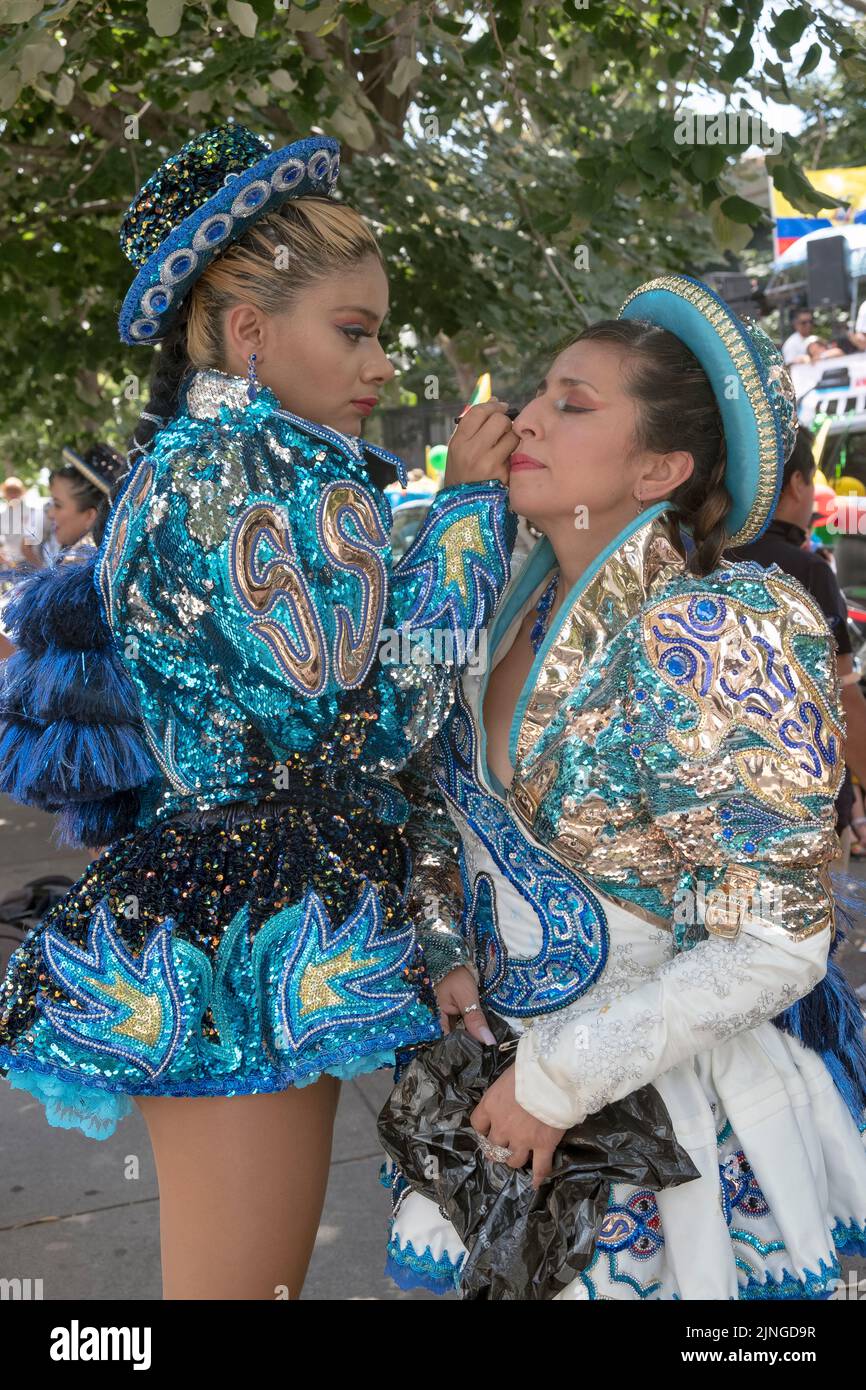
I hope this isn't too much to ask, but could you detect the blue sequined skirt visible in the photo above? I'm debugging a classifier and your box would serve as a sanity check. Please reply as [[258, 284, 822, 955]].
[[0, 799, 440, 1139]]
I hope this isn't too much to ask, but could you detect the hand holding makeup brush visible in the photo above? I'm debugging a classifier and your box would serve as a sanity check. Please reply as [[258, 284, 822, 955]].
[[444, 398, 519, 488]]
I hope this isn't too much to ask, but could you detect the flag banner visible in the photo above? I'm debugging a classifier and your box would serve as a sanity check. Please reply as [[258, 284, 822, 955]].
[[771, 166, 866, 259]]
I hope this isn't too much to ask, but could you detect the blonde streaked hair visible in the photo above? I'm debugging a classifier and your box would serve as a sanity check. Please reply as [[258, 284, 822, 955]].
[[186, 196, 385, 367], [127, 196, 384, 470]]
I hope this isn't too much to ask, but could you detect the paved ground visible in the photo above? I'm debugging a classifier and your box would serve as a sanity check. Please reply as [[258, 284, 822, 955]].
[[0, 794, 864, 1301]]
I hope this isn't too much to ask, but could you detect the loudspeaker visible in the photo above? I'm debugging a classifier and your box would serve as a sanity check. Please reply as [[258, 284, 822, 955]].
[[806, 235, 850, 308], [705, 272, 759, 317]]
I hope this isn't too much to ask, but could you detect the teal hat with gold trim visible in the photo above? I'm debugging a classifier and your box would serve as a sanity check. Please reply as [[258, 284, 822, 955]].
[[118, 123, 340, 347], [618, 274, 797, 546]]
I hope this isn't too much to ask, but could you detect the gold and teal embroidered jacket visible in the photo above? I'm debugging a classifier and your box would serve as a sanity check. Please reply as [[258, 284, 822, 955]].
[[90, 368, 516, 830], [416, 500, 844, 992]]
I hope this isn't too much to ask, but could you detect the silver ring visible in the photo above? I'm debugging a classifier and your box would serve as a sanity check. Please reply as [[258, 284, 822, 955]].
[[477, 1133, 513, 1164], [462, 1003, 480, 1015]]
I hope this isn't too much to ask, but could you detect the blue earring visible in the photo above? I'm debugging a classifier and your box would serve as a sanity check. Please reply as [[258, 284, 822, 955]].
[[246, 351, 258, 404]]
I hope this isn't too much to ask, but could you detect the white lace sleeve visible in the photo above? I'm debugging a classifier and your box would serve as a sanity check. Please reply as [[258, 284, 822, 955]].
[[514, 918, 830, 1128]]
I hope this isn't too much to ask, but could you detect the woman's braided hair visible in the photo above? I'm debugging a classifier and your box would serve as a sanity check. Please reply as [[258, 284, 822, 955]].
[[569, 319, 733, 576]]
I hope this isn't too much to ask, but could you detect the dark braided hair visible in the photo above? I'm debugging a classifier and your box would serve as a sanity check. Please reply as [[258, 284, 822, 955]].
[[569, 319, 733, 576], [126, 303, 194, 471]]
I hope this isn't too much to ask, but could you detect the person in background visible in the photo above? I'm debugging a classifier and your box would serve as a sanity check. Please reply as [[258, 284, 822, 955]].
[[0, 477, 42, 572], [0, 446, 125, 657], [727, 425, 866, 836], [36, 505, 62, 567], [852, 294, 866, 348], [849, 781, 866, 858], [48, 443, 126, 556], [804, 336, 844, 362], [832, 318, 866, 355], [782, 307, 816, 364], [0, 477, 46, 655]]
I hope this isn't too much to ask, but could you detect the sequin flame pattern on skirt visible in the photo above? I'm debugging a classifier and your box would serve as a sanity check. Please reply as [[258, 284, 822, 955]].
[[0, 803, 441, 1139]]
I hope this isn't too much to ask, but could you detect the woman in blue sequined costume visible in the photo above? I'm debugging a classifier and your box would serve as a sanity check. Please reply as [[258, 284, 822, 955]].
[[385, 275, 866, 1299], [0, 125, 516, 1298]]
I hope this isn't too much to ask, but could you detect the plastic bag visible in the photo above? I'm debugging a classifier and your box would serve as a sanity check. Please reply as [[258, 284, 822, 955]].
[[379, 1009, 700, 1300]]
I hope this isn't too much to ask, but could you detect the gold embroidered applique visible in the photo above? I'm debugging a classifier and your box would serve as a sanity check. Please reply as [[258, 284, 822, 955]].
[[641, 570, 843, 820]]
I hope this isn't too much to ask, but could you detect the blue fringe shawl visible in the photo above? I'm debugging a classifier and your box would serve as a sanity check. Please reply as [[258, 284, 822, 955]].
[[0, 553, 159, 847]]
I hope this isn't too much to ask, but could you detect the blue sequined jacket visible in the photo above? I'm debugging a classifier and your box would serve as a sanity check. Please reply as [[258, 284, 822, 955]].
[[0, 369, 515, 843]]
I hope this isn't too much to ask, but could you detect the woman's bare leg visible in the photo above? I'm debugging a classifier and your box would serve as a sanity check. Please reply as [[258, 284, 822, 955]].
[[135, 1077, 340, 1300]]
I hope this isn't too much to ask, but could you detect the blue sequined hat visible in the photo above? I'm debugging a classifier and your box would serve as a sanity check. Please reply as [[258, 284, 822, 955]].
[[618, 274, 798, 546], [118, 123, 340, 347]]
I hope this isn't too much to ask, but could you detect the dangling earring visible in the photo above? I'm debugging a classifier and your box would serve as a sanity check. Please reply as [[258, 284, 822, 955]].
[[246, 351, 259, 404], [634, 490, 645, 514]]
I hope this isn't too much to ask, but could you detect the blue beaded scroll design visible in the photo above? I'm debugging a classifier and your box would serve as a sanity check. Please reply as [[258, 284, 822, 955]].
[[251, 881, 429, 1059], [433, 687, 608, 1016], [720, 1149, 779, 1267], [464, 873, 507, 996], [227, 500, 330, 697], [385, 1229, 464, 1296], [395, 486, 515, 638], [578, 1188, 666, 1299], [597, 1189, 665, 1260], [640, 572, 841, 822], [529, 573, 559, 654], [718, 1148, 844, 1298], [227, 479, 390, 698], [99, 458, 155, 630], [36, 899, 208, 1080]]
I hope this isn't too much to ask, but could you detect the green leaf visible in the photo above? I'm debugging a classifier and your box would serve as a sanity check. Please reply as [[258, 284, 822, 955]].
[[766, 156, 847, 214], [3, 0, 44, 20], [709, 198, 754, 254], [387, 55, 422, 98], [768, 4, 811, 53], [492, 0, 522, 46], [328, 100, 376, 151], [226, 0, 257, 38], [628, 134, 671, 180], [720, 194, 763, 226], [798, 41, 822, 77], [146, 0, 183, 38], [463, 31, 497, 64], [718, 38, 754, 83], [690, 145, 728, 183], [432, 15, 466, 36], [17, 36, 64, 83]]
